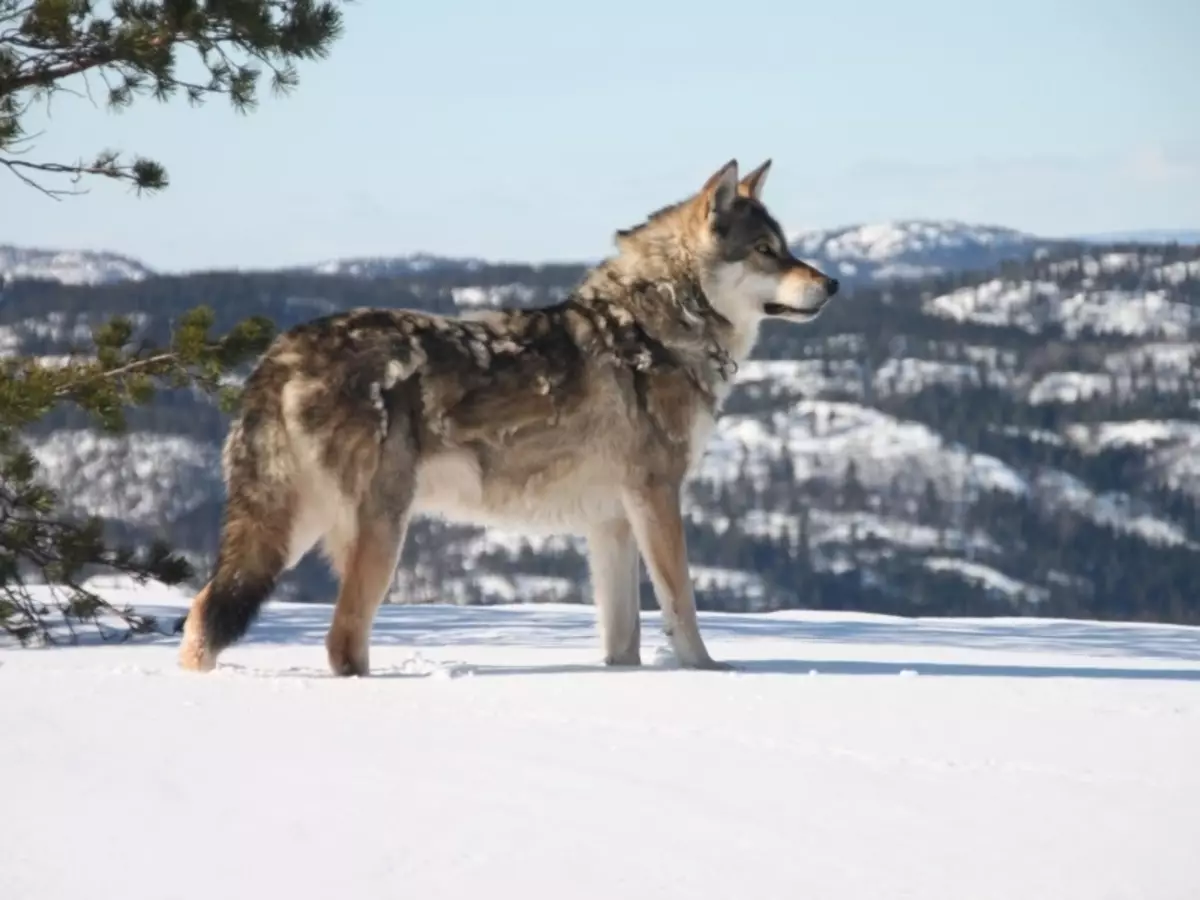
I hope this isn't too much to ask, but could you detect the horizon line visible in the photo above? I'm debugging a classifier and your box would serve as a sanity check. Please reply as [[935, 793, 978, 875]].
[[3, 219, 1200, 277]]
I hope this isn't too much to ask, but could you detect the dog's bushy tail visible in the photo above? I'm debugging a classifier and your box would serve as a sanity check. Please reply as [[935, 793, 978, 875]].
[[180, 406, 298, 669], [200, 497, 291, 656]]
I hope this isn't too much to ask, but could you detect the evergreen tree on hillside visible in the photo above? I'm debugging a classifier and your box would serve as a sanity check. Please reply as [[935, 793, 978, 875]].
[[0, 0, 348, 644]]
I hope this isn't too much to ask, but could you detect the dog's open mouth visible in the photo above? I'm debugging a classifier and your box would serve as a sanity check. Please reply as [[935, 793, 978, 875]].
[[763, 302, 819, 318]]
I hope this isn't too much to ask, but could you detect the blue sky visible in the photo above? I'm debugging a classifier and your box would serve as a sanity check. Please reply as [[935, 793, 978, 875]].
[[1, 0, 1197, 271]]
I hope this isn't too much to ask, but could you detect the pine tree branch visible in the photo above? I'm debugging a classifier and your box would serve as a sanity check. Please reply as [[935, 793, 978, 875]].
[[0, 2, 344, 645], [48, 351, 177, 398], [2, 49, 111, 93], [1, 1, 349, 193], [0, 153, 149, 197]]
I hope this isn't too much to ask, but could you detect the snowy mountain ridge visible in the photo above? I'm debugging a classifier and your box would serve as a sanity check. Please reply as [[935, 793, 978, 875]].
[[5, 219, 1179, 288], [787, 220, 1046, 282], [0, 243, 153, 286]]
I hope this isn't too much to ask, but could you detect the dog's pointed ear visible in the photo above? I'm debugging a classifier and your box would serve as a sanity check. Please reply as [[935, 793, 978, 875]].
[[613, 226, 636, 252], [700, 158, 739, 221], [738, 158, 771, 200]]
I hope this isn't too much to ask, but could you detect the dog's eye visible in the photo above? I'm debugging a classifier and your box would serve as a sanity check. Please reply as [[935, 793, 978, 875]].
[[755, 241, 776, 257]]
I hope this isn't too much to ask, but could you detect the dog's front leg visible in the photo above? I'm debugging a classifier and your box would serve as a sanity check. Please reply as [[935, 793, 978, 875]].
[[621, 482, 729, 670], [587, 517, 642, 666]]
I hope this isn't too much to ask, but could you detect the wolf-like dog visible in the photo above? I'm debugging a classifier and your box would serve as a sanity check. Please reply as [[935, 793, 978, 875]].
[[179, 158, 840, 675]]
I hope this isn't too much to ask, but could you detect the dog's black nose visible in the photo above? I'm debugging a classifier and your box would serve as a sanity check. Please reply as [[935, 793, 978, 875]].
[[826, 277, 840, 296]]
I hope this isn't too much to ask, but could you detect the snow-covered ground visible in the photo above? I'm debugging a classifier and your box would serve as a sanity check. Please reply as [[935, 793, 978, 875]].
[[4, 578, 1199, 900]]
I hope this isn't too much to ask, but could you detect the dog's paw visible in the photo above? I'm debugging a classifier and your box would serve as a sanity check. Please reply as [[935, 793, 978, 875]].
[[325, 632, 369, 677], [674, 652, 736, 672], [603, 653, 643, 668]]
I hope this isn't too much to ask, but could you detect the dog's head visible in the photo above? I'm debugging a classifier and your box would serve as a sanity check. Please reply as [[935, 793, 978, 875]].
[[691, 158, 839, 326], [611, 158, 840, 333]]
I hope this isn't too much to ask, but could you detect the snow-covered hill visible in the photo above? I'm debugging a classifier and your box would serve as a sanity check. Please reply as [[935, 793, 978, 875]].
[[0, 243, 153, 285], [7, 221, 1197, 290], [294, 220, 1055, 285], [4, 238, 1199, 622], [295, 221, 1052, 284], [922, 255, 1200, 337], [3, 576, 1198, 900], [789, 220, 1046, 282], [300, 252, 490, 278], [0, 220, 1058, 287]]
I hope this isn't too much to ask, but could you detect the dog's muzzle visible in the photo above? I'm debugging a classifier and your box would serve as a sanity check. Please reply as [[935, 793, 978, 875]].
[[764, 275, 839, 318]]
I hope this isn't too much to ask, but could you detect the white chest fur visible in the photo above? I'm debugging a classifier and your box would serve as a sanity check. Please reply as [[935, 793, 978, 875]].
[[702, 263, 767, 367]]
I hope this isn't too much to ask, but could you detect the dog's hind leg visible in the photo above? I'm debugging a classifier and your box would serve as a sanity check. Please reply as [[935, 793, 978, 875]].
[[587, 517, 642, 666], [322, 422, 417, 678], [324, 506, 410, 677]]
